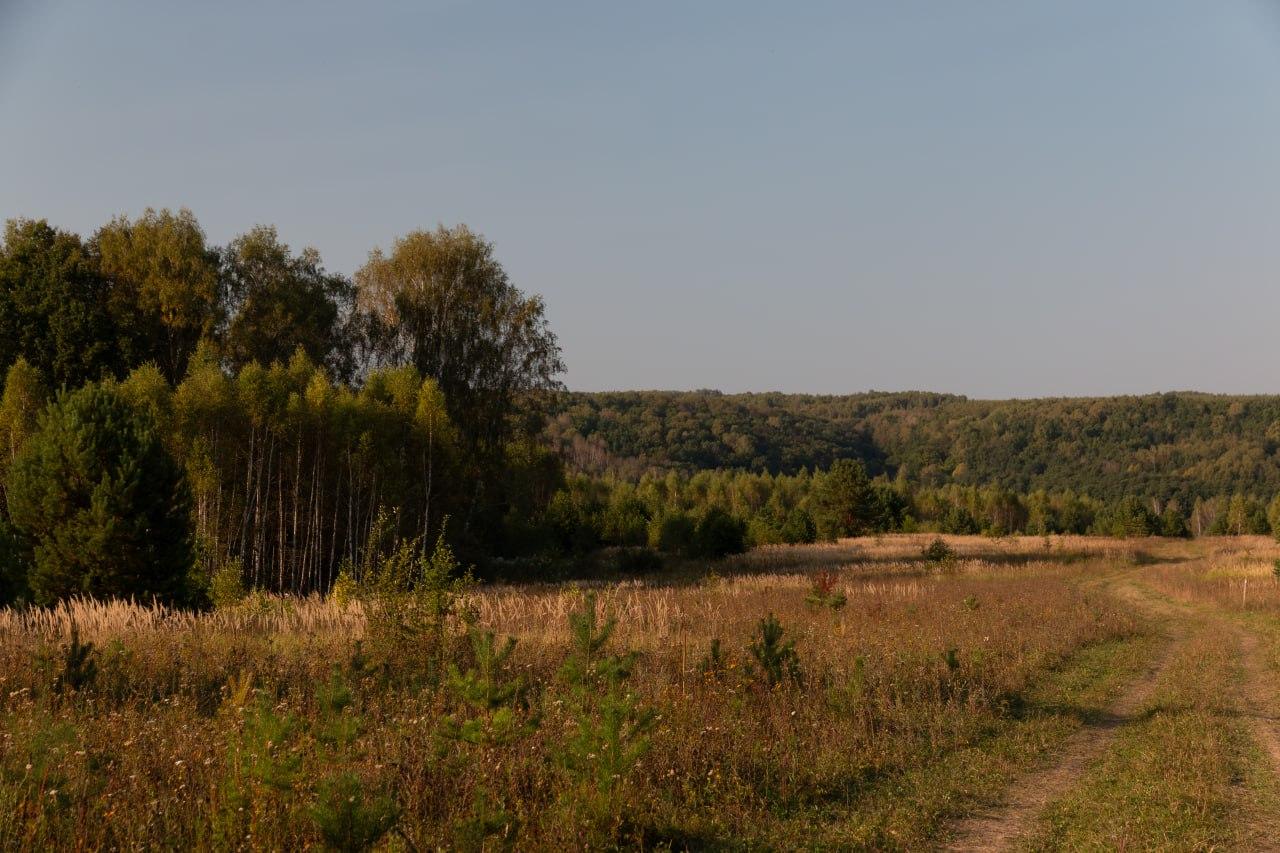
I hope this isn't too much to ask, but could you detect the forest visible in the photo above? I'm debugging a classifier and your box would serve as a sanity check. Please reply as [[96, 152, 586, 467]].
[[1, 209, 1279, 606], [549, 389, 1280, 500]]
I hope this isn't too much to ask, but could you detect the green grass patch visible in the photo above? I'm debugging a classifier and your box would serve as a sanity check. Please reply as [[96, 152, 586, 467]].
[[1028, 626, 1267, 851], [773, 633, 1157, 850]]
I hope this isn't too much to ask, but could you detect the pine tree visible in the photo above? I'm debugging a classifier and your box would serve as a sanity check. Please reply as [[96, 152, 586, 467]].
[[7, 382, 195, 604]]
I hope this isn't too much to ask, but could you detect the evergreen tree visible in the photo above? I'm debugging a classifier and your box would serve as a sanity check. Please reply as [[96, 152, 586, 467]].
[[6, 383, 195, 604], [812, 458, 873, 540], [0, 220, 122, 387]]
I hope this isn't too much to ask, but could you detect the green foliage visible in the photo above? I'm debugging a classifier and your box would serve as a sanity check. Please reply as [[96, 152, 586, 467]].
[[438, 626, 538, 849], [329, 563, 358, 606], [747, 613, 803, 688], [355, 225, 566, 529], [210, 560, 247, 609], [0, 358, 47, 478], [7, 382, 195, 605], [0, 517, 28, 605], [219, 226, 357, 380], [440, 627, 537, 747], [939, 504, 979, 535], [558, 594, 656, 805], [549, 390, 1280, 505], [922, 537, 955, 565], [93, 208, 221, 384], [53, 625, 98, 695], [0, 220, 123, 388], [693, 507, 747, 558], [362, 524, 473, 689], [1102, 496, 1158, 537], [649, 510, 697, 556], [699, 637, 728, 678], [1160, 501, 1190, 538], [780, 507, 817, 544], [605, 546, 664, 575], [308, 772, 399, 853], [812, 459, 874, 540]]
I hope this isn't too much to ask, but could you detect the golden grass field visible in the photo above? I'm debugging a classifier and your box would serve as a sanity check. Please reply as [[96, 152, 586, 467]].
[[3, 534, 1280, 850]]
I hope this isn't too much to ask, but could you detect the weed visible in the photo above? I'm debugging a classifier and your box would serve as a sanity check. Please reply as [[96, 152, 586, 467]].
[[805, 571, 847, 610]]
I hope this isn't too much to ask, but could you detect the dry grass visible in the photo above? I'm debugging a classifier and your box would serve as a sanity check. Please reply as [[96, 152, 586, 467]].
[[0, 536, 1153, 849]]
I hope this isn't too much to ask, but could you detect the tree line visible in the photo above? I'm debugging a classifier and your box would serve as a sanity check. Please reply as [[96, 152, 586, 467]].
[[0, 211, 563, 604], [534, 459, 1280, 560], [3, 209, 1278, 607], [549, 390, 1280, 502]]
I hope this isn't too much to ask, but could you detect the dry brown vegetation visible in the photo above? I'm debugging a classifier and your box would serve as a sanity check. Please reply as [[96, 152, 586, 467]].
[[5, 534, 1280, 850]]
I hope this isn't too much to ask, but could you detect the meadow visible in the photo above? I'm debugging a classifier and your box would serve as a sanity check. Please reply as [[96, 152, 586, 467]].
[[3, 534, 1280, 850]]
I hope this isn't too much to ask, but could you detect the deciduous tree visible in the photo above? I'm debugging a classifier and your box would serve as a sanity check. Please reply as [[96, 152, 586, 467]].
[[94, 208, 221, 384]]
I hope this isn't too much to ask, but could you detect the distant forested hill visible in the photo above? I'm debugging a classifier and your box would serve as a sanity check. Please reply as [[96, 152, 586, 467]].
[[547, 390, 1280, 500]]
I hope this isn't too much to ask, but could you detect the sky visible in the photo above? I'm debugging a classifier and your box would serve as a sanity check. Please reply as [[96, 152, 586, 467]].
[[2, 1, 1279, 398]]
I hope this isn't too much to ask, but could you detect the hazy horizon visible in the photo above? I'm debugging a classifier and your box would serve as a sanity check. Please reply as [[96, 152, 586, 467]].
[[3, 1, 1280, 398]]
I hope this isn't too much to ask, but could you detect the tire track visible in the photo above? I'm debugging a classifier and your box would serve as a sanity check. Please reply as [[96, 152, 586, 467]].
[[941, 575, 1184, 852], [1237, 630, 1280, 773]]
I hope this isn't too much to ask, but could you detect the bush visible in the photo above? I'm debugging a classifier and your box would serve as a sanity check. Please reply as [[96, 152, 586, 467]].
[[7, 383, 195, 605], [606, 546, 664, 575], [921, 537, 955, 565], [693, 507, 747, 558], [939, 505, 979, 535], [779, 508, 817, 544], [210, 560, 247, 609], [805, 571, 847, 610], [748, 613, 802, 688], [648, 511, 696, 556]]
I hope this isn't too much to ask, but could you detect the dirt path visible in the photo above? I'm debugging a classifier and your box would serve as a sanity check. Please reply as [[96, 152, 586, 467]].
[[1238, 630, 1280, 774], [941, 575, 1184, 852]]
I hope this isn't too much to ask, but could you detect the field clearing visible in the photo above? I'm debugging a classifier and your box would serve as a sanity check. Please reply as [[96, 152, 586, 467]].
[[2, 535, 1280, 849]]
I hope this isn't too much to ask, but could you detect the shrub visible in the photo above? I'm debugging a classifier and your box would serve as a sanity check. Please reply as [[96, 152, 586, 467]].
[[921, 537, 955, 565], [53, 625, 98, 695], [309, 772, 399, 853], [748, 613, 802, 688], [558, 594, 656, 809], [648, 511, 696, 556], [805, 571, 847, 610], [329, 562, 359, 606], [7, 382, 195, 605], [606, 546, 664, 575], [694, 507, 746, 558], [779, 507, 817, 544], [209, 560, 247, 609]]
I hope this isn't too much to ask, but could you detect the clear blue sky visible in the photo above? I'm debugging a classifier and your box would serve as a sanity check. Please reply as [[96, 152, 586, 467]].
[[2, 1, 1279, 397]]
